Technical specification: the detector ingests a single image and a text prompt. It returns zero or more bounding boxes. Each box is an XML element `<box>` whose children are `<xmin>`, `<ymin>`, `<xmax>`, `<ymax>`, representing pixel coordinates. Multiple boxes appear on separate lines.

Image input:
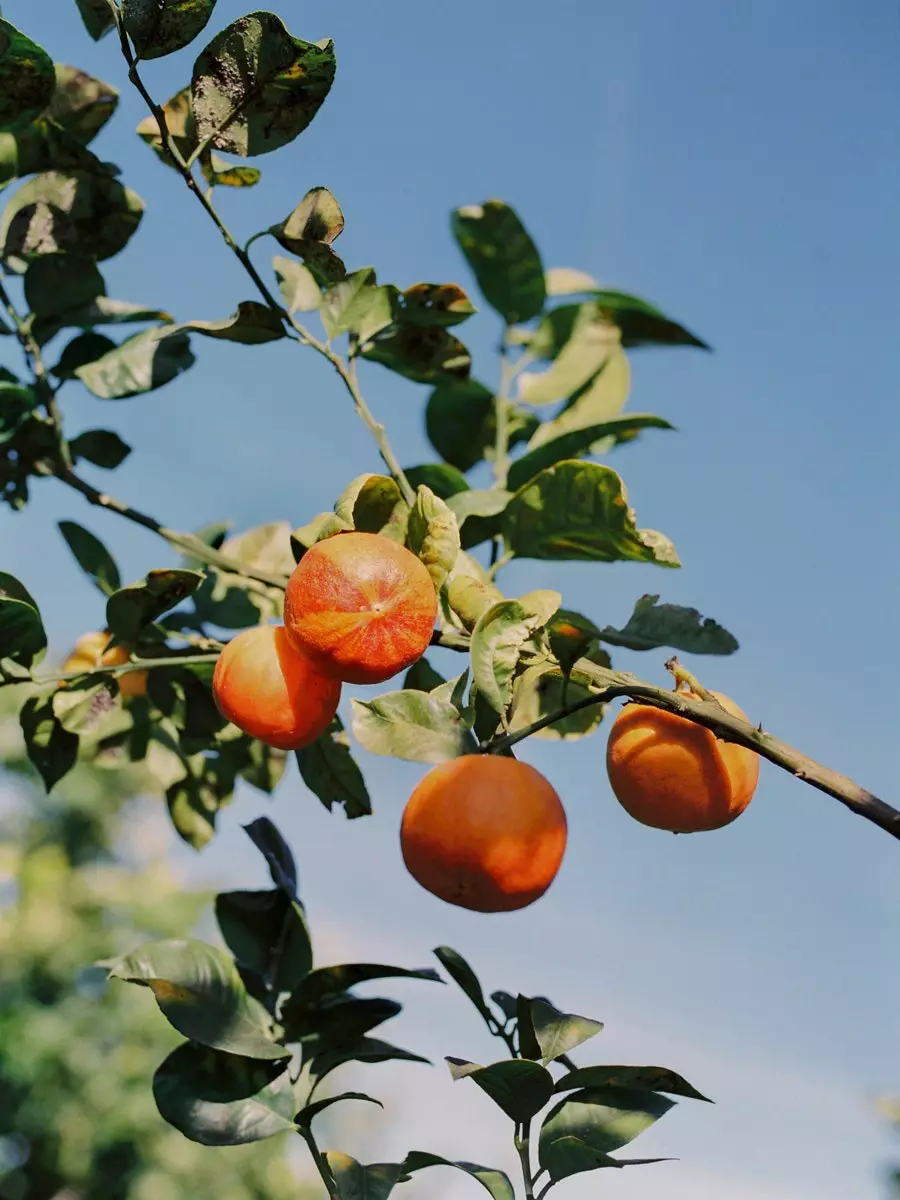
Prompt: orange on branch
<box><xmin>212</xmin><ymin>624</ymin><xmax>341</xmax><ymax>751</ymax></box>
<box><xmin>606</xmin><ymin>689</ymin><xmax>760</xmax><ymax>833</ymax></box>
<box><xmin>400</xmin><ymin>755</ymin><xmax>568</xmax><ymax>913</ymax></box>
<box><xmin>284</xmin><ymin>531</ymin><xmax>437</xmax><ymax>685</ymax></box>
<box><xmin>62</xmin><ymin>631</ymin><xmax>148</xmax><ymax>698</ymax></box>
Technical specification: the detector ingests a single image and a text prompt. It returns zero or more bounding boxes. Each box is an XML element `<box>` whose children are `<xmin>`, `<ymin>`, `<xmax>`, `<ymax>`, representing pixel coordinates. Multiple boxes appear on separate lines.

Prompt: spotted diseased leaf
<box><xmin>1</xmin><ymin>170</ymin><xmax>145</xmax><ymax>264</ymax></box>
<box><xmin>401</xmin><ymin>1152</ymin><xmax>514</xmax><ymax>1200</ymax></box>
<box><xmin>191</xmin><ymin>13</ymin><xmax>336</xmax><ymax>157</ymax></box>
<box><xmin>107</xmin><ymin>937</ymin><xmax>288</xmax><ymax>1059</ymax></box>
<box><xmin>363</xmin><ymin>324</ymin><xmax>471</xmax><ymax>384</ymax></box>
<box><xmin>539</xmin><ymin>1087</ymin><xmax>676</xmax><ymax>1182</ymax></box>
<box><xmin>407</xmin><ymin>485</ymin><xmax>460</xmax><ymax>590</ymax></box>
<box><xmin>398</xmin><ymin>282</ymin><xmax>476</xmax><ymax>328</ymax></box>
<box><xmin>470</xmin><ymin>591</ymin><xmax>562</xmax><ymax>718</ymax></box>
<box><xmin>166</xmin><ymin>771</ymin><xmax>224</xmax><ymax>850</ymax></box>
<box><xmin>351</xmin><ymin>690</ymin><xmax>477</xmax><ymax>765</ymax></box>
<box><xmin>179</xmin><ymin>301</ymin><xmax>285</xmax><ymax>345</ymax></box>
<box><xmin>58</xmin><ymin>520</ymin><xmax>121</xmax><ymax>596</ymax></box>
<box><xmin>74</xmin><ymin>0</ymin><xmax>117</xmax><ymax>40</ymax></box>
<box><xmin>106</xmin><ymin>569</ymin><xmax>204</xmax><ymax>642</ymax></box>
<box><xmin>528</xmin><ymin>998</ymin><xmax>604</xmax><ymax>1064</ymax></box>
<box><xmin>200</xmin><ymin>151</ymin><xmax>261</xmax><ymax>188</ymax></box>
<box><xmin>69</xmin><ymin>428</ymin><xmax>131</xmax><ymax>469</ymax></box>
<box><xmin>20</xmin><ymin>694</ymin><xmax>78</xmax><ymax>791</ymax></box>
<box><xmin>446</xmin><ymin>1058</ymin><xmax>555</xmax><ymax>1123</ymax></box>
<box><xmin>123</xmin><ymin>0</ymin><xmax>218</xmax><ymax>61</ymax></box>
<box><xmin>0</xmin><ymin>20</ymin><xmax>56</xmax><ymax>132</ymax></box>
<box><xmin>295</xmin><ymin>716</ymin><xmax>371</xmax><ymax>819</ymax></box>
<box><xmin>504</xmin><ymin>461</ymin><xmax>680</xmax><ymax>567</ymax></box>
<box><xmin>153</xmin><ymin>1043</ymin><xmax>294</xmax><ymax>1146</ymax></box>
<box><xmin>136</xmin><ymin>86</ymin><xmax>196</xmax><ymax>167</ymax></box>
<box><xmin>599</xmin><ymin>594</ymin><xmax>738</xmax><ymax>655</ymax></box>
<box><xmin>47</xmin><ymin>65</ymin><xmax>119</xmax><ymax>145</ymax></box>
<box><xmin>76</xmin><ymin>328</ymin><xmax>194</xmax><ymax>399</ymax></box>
<box><xmin>273</xmin><ymin>185</ymin><xmax>343</xmax><ymax>245</ymax></box>
<box><xmin>451</xmin><ymin>201</ymin><xmax>545</xmax><ymax>324</ymax></box>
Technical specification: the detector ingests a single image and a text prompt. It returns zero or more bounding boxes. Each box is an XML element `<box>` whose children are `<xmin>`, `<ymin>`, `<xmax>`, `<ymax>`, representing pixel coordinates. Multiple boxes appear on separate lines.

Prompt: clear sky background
<box><xmin>2</xmin><ymin>1</ymin><xmax>899</xmax><ymax>1197</ymax></box>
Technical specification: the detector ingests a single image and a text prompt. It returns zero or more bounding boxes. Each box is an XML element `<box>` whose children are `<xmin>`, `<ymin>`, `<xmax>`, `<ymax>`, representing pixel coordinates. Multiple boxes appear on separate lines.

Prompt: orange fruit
<box><xmin>212</xmin><ymin>624</ymin><xmax>341</xmax><ymax>751</ymax></box>
<box><xmin>400</xmin><ymin>756</ymin><xmax>568</xmax><ymax>913</ymax></box>
<box><xmin>283</xmin><ymin>531</ymin><xmax>437</xmax><ymax>685</ymax></box>
<box><xmin>606</xmin><ymin>689</ymin><xmax>759</xmax><ymax>832</ymax></box>
<box><xmin>63</xmin><ymin>631</ymin><xmax>148</xmax><ymax>698</ymax></box>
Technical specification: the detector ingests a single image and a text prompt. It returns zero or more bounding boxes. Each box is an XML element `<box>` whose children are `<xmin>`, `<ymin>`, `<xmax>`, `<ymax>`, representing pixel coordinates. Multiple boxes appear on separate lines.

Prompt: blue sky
<box><xmin>2</xmin><ymin>1</ymin><xmax>899</xmax><ymax>1196</ymax></box>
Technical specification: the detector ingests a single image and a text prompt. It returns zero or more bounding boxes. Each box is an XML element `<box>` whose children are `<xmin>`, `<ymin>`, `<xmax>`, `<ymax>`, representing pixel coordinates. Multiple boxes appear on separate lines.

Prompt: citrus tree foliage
<box><xmin>0</xmin><ymin>3</ymin><xmax>879</xmax><ymax>1196</ymax></box>
<box><xmin>0</xmin><ymin>693</ymin><xmax>319</xmax><ymax>1200</ymax></box>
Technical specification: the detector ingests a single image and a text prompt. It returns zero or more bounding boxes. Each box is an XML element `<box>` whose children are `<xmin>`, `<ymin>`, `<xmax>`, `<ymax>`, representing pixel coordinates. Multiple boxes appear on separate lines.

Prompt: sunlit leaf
<box><xmin>539</xmin><ymin>1086</ymin><xmax>675</xmax><ymax>1181</ymax></box>
<box><xmin>447</xmin><ymin>1058</ymin><xmax>554</xmax><ymax>1122</ymax></box>
<box><xmin>402</xmin><ymin>1152</ymin><xmax>514</xmax><ymax>1200</ymax></box>
<box><xmin>351</xmin><ymin>690</ymin><xmax>477</xmax><ymax>764</ymax></box>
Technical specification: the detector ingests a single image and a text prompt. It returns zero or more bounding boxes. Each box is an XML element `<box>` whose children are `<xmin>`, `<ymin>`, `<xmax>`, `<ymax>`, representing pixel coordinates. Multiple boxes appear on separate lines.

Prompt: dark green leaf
<box><xmin>309</xmin><ymin>1036</ymin><xmax>430</xmax><ymax>1084</ymax></box>
<box><xmin>324</xmin><ymin>1153</ymin><xmax>404</xmax><ymax>1200</ymax></box>
<box><xmin>447</xmin><ymin>1058</ymin><xmax>554</xmax><ymax>1123</ymax></box>
<box><xmin>334</xmin><ymin>473</ymin><xmax>405</xmax><ymax>534</ymax></box>
<box><xmin>76</xmin><ymin>328</ymin><xmax>194</xmax><ymax>399</ymax></box>
<box><xmin>124</xmin><ymin>0</ymin><xmax>217</xmax><ymax>60</ymax></box>
<box><xmin>47</xmin><ymin>64</ymin><xmax>118</xmax><ymax>145</ymax></box>
<box><xmin>238</xmin><ymin>739</ymin><xmax>287</xmax><ymax>794</ymax></box>
<box><xmin>52</xmin><ymin>679</ymin><xmax>128</xmax><ymax>742</ymax></box>
<box><xmin>539</xmin><ymin>1087</ymin><xmax>675</xmax><ymax>1181</ymax></box>
<box><xmin>589</xmin><ymin>290</ymin><xmax>708</xmax><ymax>350</ymax></box>
<box><xmin>166</xmin><ymin>772</ymin><xmax>222</xmax><ymax>850</ymax></box>
<box><xmin>273</xmin><ymin>185</ymin><xmax>344</xmax><ymax>245</ymax></box>
<box><xmin>0</xmin><ymin>382</ymin><xmax>36</xmax><ymax>445</ymax></box>
<box><xmin>274</xmin><ymin>235</ymin><xmax>346</xmax><ymax>288</ymax></box>
<box><xmin>20</xmin><ymin>694</ymin><xmax>78</xmax><ymax>790</ymax></box>
<box><xmin>433</xmin><ymin>946</ymin><xmax>493</xmax><ymax>1021</ymax></box>
<box><xmin>516</xmin><ymin>995</ymin><xmax>542</xmax><ymax>1060</ymax></box>
<box><xmin>74</xmin><ymin>0</ymin><xmax>117</xmax><ymax>40</ymax></box>
<box><xmin>107</xmin><ymin>568</ymin><xmax>204</xmax><ymax>641</ymax></box>
<box><xmin>58</xmin><ymin>519</ymin><xmax>121</xmax><ymax>596</ymax></box>
<box><xmin>403</xmin><ymin>656</ymin><xmax>446</xmax><ymax>692</ymax></box>
<box><xmin>554</xmin><ymin>1065</ymin><xmax>711</xmax><ymax>1102</ymax></box>
<box><xmin>69</xmin><ymin>427</ymin><xmax>131</xmax><ymax>468</ymax></box>
<box><xmin>0</xmin><ymin>595</ymin><xmax>46</xmax><ymax>668</ymax></box>
<box><xmin>402</xmin><ymin>463</ymin><xmax>469</xmax><ymax>500</ymax></box>
<box><xmin>191</xmin><ymin>13</ymin><xmax>336</xmax><ymax>157</ymax></box>
<box><xmin>321</xmin><ymin>268</ymin><xmax>393</xmax><ymax>342</ymax></box>
<box><xmin>52</xmin><ymin>333</ymin><xmax>117</xmax><ymax>379</ymax></box>
<box><xmin>282</xmin><ymin>994</ymin><xmax>401</xmax><ymax>1048</ymax></box>
<box><xmin>243</xmin><ymin>816</ymin><xmax>297</xmax><ymax>895</ymax></box>
<box><xmin>0</xmin><ymin>571</ymin><xmax>38</xmax><ymax>607</ymax></box>
<box><xmin>215</xmin><ymin>888</ymin><xmax>312</xmax><ymax>993</ymax></box>
<box><xmin>296</xmin><ymin>1092</ymin><xmax>383</xmax><ymax>1128</ymax></box>
<box><xmin>291</xmin><ymin>512</ymin><xmax>353</xmax><ymax>562</ymax></box>
<box><xmin>504</xmin><ymin>461</ymin><xmax>680</xmax><ymax>566</ymax></box>
<box><xmin>407</xmin><ymin>485</ymin><xmax>460</xmax><ymax>589</ymax></box>
<box><xmin>289</xmin><ymin>962</ymin><xmax>440</xmax><ymax>1007</ymax></box>
<box><xmin>599</xmin><ymin>594</ymin><xmax>738</xmax><ymax>655</ymax></box>
<box><xmin>398</xmin><ymin>282</ymin><xmax>477</xmax><ymax>327</ymax></box>
<box><xmin>108</xmin><ymin>937</ymin><xmax>288</xmax><ymax>1059</ymax></box>
<box><xmin>451</xmin><ymin>201</ymin><xmax>545</xmax><ymax>324</ymax></box>
<box><xmin>351</xmin><ymin>689</ymin><xmax>477</xmax><ymax>764</ymax></box>
<box><xmin>490</xmin><ymin>991</ymin><xmax>518</xmax><ymax>1022</ymax></box>
<box><xmin>273</xmin><ymin>254</ymin><xmax>320</xmax><ymax>313</ymax></box>
<box><xmin>469</xmin><ymin>591</ymin><xmax>561</xmax><ymax>717</ymax></box>
<box><xmin>402</xmin><ymin>1152</ymin><xmax>514</xmax><ymax>1200</ymax></box>
<box><xmin>153</xmin><ymin>1043</ymin><xmax>294</xmax><ymax>1146</ymax></box>
<box><xmin>507</xmin><ymin>415</ymin><xmax>673</xmax><ymax>491</ymax></box>
<box><xmin>362</xmin><ymin>324</ymin><xmax>471</xmax><ymax>384</ymax></box>
<box><xmin>525</xmin><ymin>349</ymin><xmax>631</xmax><ymax>454</ymax></box>
<box><xmin>0</xmin><ymin>20</ymin><xmax>56</xmax><ymax>131</ymax></box>
<box><xmin>24</xmin><ymin>252</ymin><xmax>105</xmax><ymax>317</ymax></box>
<box><xmin>36</xmin><ymin>297</ymin><xmax>173</xmax><ymax>347</ymax></box>
<box><xmin>1</xmin><ymin>170</ymin><xmax>144</xmax><ymax>263</ymax></box>
<box><xmin>546</xmin><ymin>609</ymin><xmax>602</xmax><ymax>674</ymax></box>
<box><xmin>179</xmin><ymin>301</ymin><xmax>285</xmax><ymax>344</ymax></box>
<box><xmin>425</xmin><ymin>379</ymin><xmax>494</xmax><ymax>472</ymax></box>
<box><xmin>295</xmin><ymin>716</ymin><xmax>371</xmax><ymax>819</ymax></box>
<box><xmin>529</xmin><ymin>998</ymin><xmax>603</xmax><ymax>1064</ymax></box>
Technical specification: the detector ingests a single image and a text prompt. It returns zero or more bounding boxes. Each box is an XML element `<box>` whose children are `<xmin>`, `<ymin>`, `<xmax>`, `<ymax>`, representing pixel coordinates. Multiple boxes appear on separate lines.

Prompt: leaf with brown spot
<box><xmin>362</xmin><ymin>324</ymin><xmax>471</xmax><ymax>384</ymax></box>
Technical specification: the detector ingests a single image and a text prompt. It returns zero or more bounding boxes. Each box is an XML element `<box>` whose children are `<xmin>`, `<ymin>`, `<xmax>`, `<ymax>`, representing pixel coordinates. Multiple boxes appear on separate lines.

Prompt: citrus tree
<box><xmin>0</xmin><ymin>3</ymin><xmax>897</xmax><ymax>1198</ymax></box>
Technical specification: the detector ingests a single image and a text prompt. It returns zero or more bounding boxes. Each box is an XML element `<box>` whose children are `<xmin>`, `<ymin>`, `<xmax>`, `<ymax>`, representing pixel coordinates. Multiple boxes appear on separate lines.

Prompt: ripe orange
<box><xmin>284</xmin><ymin>531</ymin><xmax>437</xmax><ymax>685</ymax></box>
<box><xmin>212</xmin><ymin>624</ymin><xmax>341</xmax><ymax>751</ymax></box>
<box><xmin>606</xmin><ymin>689</ymin><xmax>759</xmax><ymax>833</ymax></box>
<box><xmin>400</xmin><ymin>755</ymin><xmax>568</xmax><ymax>913</ymax></box>
<box><xmin>63</xmin><ymin>631</ymin><xmax>148</xmax><ymax>698</ymax></box>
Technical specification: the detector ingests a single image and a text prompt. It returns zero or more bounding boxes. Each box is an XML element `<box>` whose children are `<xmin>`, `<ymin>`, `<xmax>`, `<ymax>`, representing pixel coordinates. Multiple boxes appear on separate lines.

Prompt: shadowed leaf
<box><xmin>295</xmin><ymin>716</ymin><xmax>372</xmax><ymax>819</ymax></box>
<box><xmin>58</xmin><ymin>520</ymin><xmax>120</xmax><ymax>595</ymax></box>
<box><xmin>529</xmin><ymin>998</ymin><xmax>604</xmax><ymax>1064</ymax></box>
<box><xmin>76</xmin><ymin>328</ymin><xmax>194</xmax><ymax>399</ymax></box>
<box><xmin>106</xmin><ymin>569</ymin><xmax>204</xmax><ymax>641</ymax></box>
<box><xmin>599</xmin><ymin>595</ymin><xmax>738</xmax><ymax>655</ymax></box>
<box><xmin>69</xmin><ymin>428</ymin><xmax>131</xmax><ymax>469</ymax></box>
<box><xmin>244</xmin><ymin>816</ymin><xmax>297</xmax><ymax>895</ymax></box>
<box><xmin>554</xmin><ymin>1065</ymin><xmax>711</xmax><ymax>1102</ymax></box>
<box><xmin>539</xmin><ymin>1086</ymin><xmax>675</xmax><ymax>1181</ymax></box>
<box><xmin>433</xmin><ymin>947</ymin><xmax>493</xmax><ymax>1022</ymax></box>
<box><xmin>451</xmin><ymin>201</ymin><xmax>545</xmax><ymax>324</ymax></box>
<box><xmin>402</xmin><ymin>1152</ymin><xmax>514</xmax><ymax>1200</ymax></box>
<box><xmin>47</xmin><ymin>64</ymin><xmax>118</xmax><ymax>144</ymax></box>
<box><xmin>324</xmin><ymin>1153</ymin><xmax>404</xmax><ymax>1200</ymax></box>
<box><xmin>0</xmin><ymin>20</ymin><xmax>56</xmax><ymax>131</ymax></box>
<box><xmin>447</xmin><ymin>1058</ymin><xmax>555</xmax><ymax>1122</ymax></box>
<box><xmin>20</xmin><ymin>694</ymin><xmax>78</xmax><ymax>790</ymax></box>
<box><xmin>508</xmin><ymin>415</ymin><xmax>673</xmax><ymax>491</ymax></box>
<box><xmin>179</xmin><ymin>301</ymin><xmax>285</xmax><ymax>345</ymax></box>
<box><xmin>124</xmin><ymin>0</ymin><xmax>218</xmax><ymax>60</ymax></box>
<box><xmin>296</xmin><ymin>1092</ymin><xmax>382</xmax><ymax>1127</ymax></box>
<box><xmin>215</xmin><ymin>888</ymin><xmax>312</xmax><ymax>993</ymax></box>
<box><xmin>74</xmin><ymin>0</ymin><xmax>117</xmax><ymax>40</ymax></box>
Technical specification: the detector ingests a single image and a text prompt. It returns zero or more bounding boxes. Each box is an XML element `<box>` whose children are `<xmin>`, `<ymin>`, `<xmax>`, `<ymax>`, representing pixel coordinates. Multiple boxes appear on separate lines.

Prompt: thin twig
<box><xmin>37</xmin><ymin>653</ymin><xmax>220</xmax><ymax>687</ymax></box>
<box><xmin>298</xmin><ymin>1127</ymin><xmax>341</xmax><ymax>1200</ymax></box>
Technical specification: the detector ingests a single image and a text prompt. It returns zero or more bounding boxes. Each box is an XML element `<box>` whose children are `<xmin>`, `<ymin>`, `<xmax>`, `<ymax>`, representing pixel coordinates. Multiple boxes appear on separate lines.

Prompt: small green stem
<box><xmin>493</xmin><ymin>338</ymin><xmax>514</xmax><ymax>489</ymax></box>
<box><xmin>298</xmin><ymin>1128</ymin><xmax>341</xmax><ymax>1200</ymax></box>
<box><xmin>516</xmin><ymin>1121</ymin><xmax>536</xmax><ymax>1200</ymax></box>
<box><xmin>39</xmin><ymin>653</ymin><xmax>220</xmax><ymax>687</ymax></box>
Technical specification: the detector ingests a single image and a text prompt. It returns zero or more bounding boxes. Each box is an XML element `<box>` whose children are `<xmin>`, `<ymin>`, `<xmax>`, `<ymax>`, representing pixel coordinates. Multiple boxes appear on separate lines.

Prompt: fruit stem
<box><xmin>664</xmin><ymin>655</ymin><xmax>718</xmax><ymax>703</ymax></box>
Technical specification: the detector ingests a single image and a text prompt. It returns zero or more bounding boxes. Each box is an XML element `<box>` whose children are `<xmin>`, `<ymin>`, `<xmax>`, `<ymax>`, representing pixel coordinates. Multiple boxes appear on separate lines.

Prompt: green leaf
<box><xmin>58</xmin><ymin>519</ymin><xmax>121</xmax><ymax>596</ymax></box>
<box><xmin>153</xmin><ymin>1043</ymin><xmax>294</xmax><ymax>1146</ymax></box>
<box><xmin>108</xmin><ymin>937</ymin><xmax>288</xmax><ymax>1059</ymax></box>
<box><xmin>237</xmin><ymin>739</ymin><xmax>287</xmax><ymax>794</ymax></box>
<box><xmin>215</xmin><ymin>889</ymin><xmax>312</xmax><ymax>993</ymax></box>
<box><xmin>519</xmin><ymin>310</ymin><xmax>621</xmax><ymax>408</ymax></box>
<box><xmin>403</xmin><ymin>656</ymin><xmax>446</xmax><ymax>692</ymax></box>
<box><xmin>433</xmin><ymin>946</ymin><xmax>493</xmax><ymax>1022</ymax></box>
<box><xmin>283</xmin><ymin>994</ymin><xmax>402</xmax><ymax>1049</ymax></box>
<box><xmin>295</xmin><ymin>716</ymin><xmax>371</xmax><ymax>820</ymax></box>
<box><xmin>0</xmin><ymin>117</ymin><xmax>108</xmax><ymax>188</ymax></box>
<box><xmin>296</xmin><ymin>1092</ymin><xmax>383</xmax><ymax>1128</ymax></box>
<box><xmin>508</xmin><ymin>415</ymin><xmax>673</xmax><ymax>492</ymax></box>
<box><xmin>554</xmin><ymin>1065</ymin><xmax>711</xmax><ymax>1103</ymax></box>
<box><xmin>1</xmin><ymin>170</ymin><xmax>144</xmax><ymax>263</ymax></box>
<box><xmin>334</xmin><ymin>473</ymin><xmax>404</xmax><ymax>532</ymax></box>
<box><xmin>447</xmin><ymin>1058</ymin><xmax>554</xmax><ymax>1123</ymax></box>
<box><xmin>24</xmin><ymin>251</ymin><xmax>104</xmax><ymax>317</ymax></box>
<box><xmin>451</xmin><ymin>201</ymin><xmax>545</xmax><ymax>324</ymax></box>
<box><xmin>321</xmin><ymin>268</ymin><xmax>393</xmax><ymax>342</ymax></box>
<box><xmin>273</xmin><ymin>185</ymin><xmax>344</xmax><ymax>245</ymax></box>
<box><xmin>309</xmin><ymin>1036</ymin><xmax>430</xmax><ymax>1084</ymax></box>
<box><xmin>124</xmin><ymin>0</ymin><xmax>217</xmax><ymax>60</ymax></box>
<box><xmin>529</xmin><ymin>998</ymin><xmax>604</xmax><ymax>1064</ymax></box>
<box><xmin>469</xmin><ymin>592</ymin><xmax>561</xmax><ymax>718</ymax></box>
<box><xmin>402</xmin><ymin>463</ymin><xmax>469</xmax><ymax>500</ymax></box>
<box><xmin>179</xmin><ymin>301</ymin><xmax>285</xmax><ymax>345</ymax></box>
<box><xmin>446</xmin><ymin>488</ymin><xmax>512</xmax><ymax>550</ymax></box>
<box><xmin>546</xmin><ymin>609</ymin><xmax>603</xmax><ymax>675</ymax></box>
<box><xmin>20</xmin><ymin>694</ymin><xmax>78</xmax><ymax>790</ymax></box>
<box><xmin>36</xmin><ymin>297</ymin><xmax>174</xmax><ymax>346</ymax></box>
<box><xmin>397</xmin><ymin>282</ymin><xmax>477</xmax><ymax>327</ymax></box>
<box><xmin>191</xmin><ymin>13</ymin><xmax>336</xmax><ymax>157</ymax></box>
<box><xmin>273</xmin><ymin>255</ymin><xmax>320</xmax><ymax>313</ymax></box>
<box><xmin>289</xmin><ymin>962</ymin><xmax>441</xmax><ymax>1007</ymax></box>
<box><xmin>425</xmin><ymin>379</ymin><xmax>494</xmax><ymax>472</ymax></box>
<box><xmin>166</xmin><ymin>771</ymin><xmax>223</xmax><ymax>850</ymax></box>
<box><xmin>508</xmin><ymin>663</ymin><xmax>607</xmax><ymax>742</ymax></box>
<box><xmin>599</xmin><ymin>594</ymin><xmax>738</xmax><ymax>655</ymax></box>
<box><xmin>52</xmin><ymin>679</ymin><xmax>128</xmax><ymax>741</ymax></box>
<box><xmin>0</xmin><ymin>382</ymin><xmax>36</xmax><ymax>445</ymax></box>
<box><xmin>47</xmin><ymin>64</ymin><xmax>119</xmax><ymax>145</ymax></box>
<box><xmin>407</xmin><ymin>485</ymin><xmax>460</xmax><ymax>589</ymax></box>
<box><xmin>324</xmin><ymin>1153</ymin><xmax>404</xmax><ymax>1200</ymax></box>
<box><xmin>515</xmin><ymin>995</ymin><xmax>542</xmax><ymax>1060</ymax></box>
<box><xmin>526</xmin><ymin>349</ymin><xmax>631</xmax><ymax>451</ymax></box>
<box><xmin>0</xmin><ymin>20</ymin><xmax>56</xmax><ymax>131</ymax></box>
<box><xmin>200</xmin><ymin>151</ymin><xmax>261</xmax><ymax>188</ymax></box>
<box><xmin>74</xmin><ymin>0</ymin><xmax>117</xmax><ymax>40</ymax></box>
<box><xmin>539</xmin><ymin>1087</ymin><xmax>675</xmax><ymax>1181</ymax></box>
<box><xmin>362</xmin><ymin>324</ymin><xmax>471</xmax><ymax>384</ymax></box>
<box><xmin>401</xmin><ymin>1152</ymin><xmax>514</xmax><ymax>1200</ymax></box>
<box><xmin>69</xmin><ymin>427</ymin><xmax>131</xmax><ymax>469</ymax></box>
<box><xmin>107</xmin><ymin>569</ymin><xmax>204</xmax><ymax>641</ymax></box>
<box><xmin>291</xmin><ymin>511</ymin><xmax>352</xmax><ymax>561</ymax></box>
<box><xmin>504</xmin><ymin>461</ymin><xmax>680</xmax><ymax>566</ymax></box>
<box><xmin>545</xmin><ymin>267</ymin><xmax>601</xmax><ymax>296</ymax></box>
<box><xmin>588</xmin><ymin>290</ymin><xmax>708</xmax><ymax>350</ymax></box>
<box><xmin>351</xmin><ymin>690</ymin><xmax>477</xmax><ymax>765</ymax></box>
<box><xmin>76</xmin><ymin>328</ymin><xmax>194</xmax><ymax>399</ymax></box>
<box><xmin>0</xmin><ymin>594</ymin><xmax>46</xmax><ymax>669</ymax></box>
